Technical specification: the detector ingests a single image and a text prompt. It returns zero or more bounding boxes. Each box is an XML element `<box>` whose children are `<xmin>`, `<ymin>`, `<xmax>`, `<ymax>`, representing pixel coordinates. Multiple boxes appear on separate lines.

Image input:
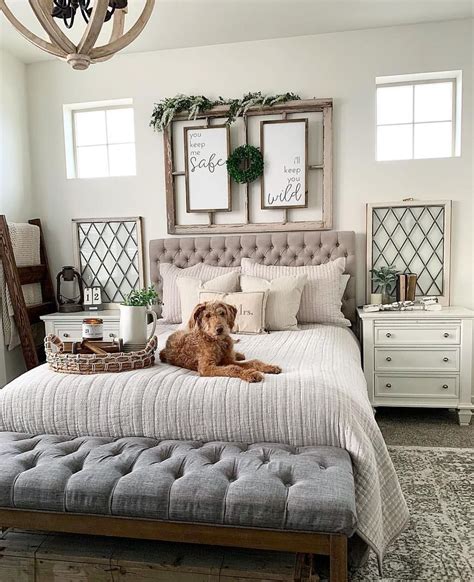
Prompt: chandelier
<box><xmin>0</xmin><ymin>0</ymin><xmax>155</xmax><ymax>70</ymax></box>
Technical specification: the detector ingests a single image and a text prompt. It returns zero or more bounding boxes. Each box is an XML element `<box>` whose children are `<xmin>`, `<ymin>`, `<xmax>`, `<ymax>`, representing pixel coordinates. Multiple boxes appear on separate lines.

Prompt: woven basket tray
<box><xmin>45</xmin><ymin>334</ymin><xmax>158</xmax><ymax>374</ymax></box>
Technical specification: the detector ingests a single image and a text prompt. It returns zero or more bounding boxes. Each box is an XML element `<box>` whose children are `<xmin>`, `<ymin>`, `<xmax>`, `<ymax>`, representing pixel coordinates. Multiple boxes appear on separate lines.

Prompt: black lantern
<box><xmin>52</xmin><ymin>0</ymin><xmax>128</xmax><ymax>29</ymax></box>
<box><xmin>56</xmin><ymin>266</ymin><xmax>84</xmax><ymax>313</ymax></box>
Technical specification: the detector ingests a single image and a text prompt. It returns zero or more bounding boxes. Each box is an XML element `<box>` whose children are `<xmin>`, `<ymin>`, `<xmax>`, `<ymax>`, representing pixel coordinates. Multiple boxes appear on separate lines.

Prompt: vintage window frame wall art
<box><xmin>163</xmin><ymin>98</ymin><xmax>333</xmax><ymax>234</ymax></box>
<box><xmin>366</xmin><ymin>200</ymin><xmax>452</xmax><ymax>305</ymax></box>
<box><xmin>72</xmin><ymin>216</ymin><xmax>144</xmax><ymax>308</ymax></box>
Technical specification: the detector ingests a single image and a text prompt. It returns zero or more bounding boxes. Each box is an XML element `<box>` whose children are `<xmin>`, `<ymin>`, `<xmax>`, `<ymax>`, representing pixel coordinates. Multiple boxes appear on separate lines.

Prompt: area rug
<box><xmin>350</xmin><ymin>446</ymin><xmax>473</xmax><ymax>582</ymax></box>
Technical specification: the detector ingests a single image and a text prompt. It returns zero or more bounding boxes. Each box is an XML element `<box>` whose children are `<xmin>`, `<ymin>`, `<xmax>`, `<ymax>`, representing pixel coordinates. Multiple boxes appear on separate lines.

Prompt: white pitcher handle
<box><xmin>147</xmin><ymin>309</ymin><xmax>157</xmax><ymax>341</ymax></box>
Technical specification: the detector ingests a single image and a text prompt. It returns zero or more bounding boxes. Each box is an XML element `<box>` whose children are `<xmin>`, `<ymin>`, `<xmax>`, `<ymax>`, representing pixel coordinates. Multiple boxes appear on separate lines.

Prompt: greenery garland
<box><xmin>226</xmin><ymin>145</ymin><xmax>264</xmax><ymax>184</ymax></box>
<box><xmin>150</xmin><ymin>91</ymin><xmax>300</xmax><ymax>131</ymax></box>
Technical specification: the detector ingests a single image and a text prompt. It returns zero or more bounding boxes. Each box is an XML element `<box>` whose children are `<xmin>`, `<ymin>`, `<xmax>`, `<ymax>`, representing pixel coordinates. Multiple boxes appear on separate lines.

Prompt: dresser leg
<box><xmin>457</xmin><ymin>409</ymin><xmax>472</xmax><ymax>426</ymax></box>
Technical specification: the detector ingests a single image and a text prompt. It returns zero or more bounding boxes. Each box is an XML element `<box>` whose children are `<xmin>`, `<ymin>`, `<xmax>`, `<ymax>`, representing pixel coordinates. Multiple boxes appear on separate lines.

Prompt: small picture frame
<box><xmin>84</xmin><ymin>286</ymin><xmax>103</xmax><ymax>311</ymax></box>
<box><xmin>184</xmin><ymin>125</ymin><xmax>231</xmax><ymax>213</ymax></box>
<box><xmin>260</xmin><ymin>119</ymin><xmax>308</xmax><ymax>209</ymax></box>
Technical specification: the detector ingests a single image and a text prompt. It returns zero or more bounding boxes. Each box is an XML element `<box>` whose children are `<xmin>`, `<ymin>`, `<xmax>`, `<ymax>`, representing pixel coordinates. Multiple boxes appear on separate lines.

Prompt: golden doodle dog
<box><xmin>160</xmin><ymin>301</ymin><xmax>281</xmax><ymax>382</ymax></box>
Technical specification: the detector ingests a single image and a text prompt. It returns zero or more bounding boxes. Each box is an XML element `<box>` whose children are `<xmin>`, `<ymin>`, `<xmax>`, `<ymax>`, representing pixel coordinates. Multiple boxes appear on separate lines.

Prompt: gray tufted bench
<box><xmin>0</xmin><ymin>433</ymin><xmax>357</xmax><ymax>582</ymax></box>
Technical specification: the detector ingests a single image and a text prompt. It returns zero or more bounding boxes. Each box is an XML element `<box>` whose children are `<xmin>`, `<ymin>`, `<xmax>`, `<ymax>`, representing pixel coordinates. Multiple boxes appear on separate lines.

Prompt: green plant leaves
<box><xmin>122</xmin><ymin>285</ymin><xmax>160</xmax><ymax>307</ymax></box>
<box><xmin>150</xmin><ymin>92</ymin><xmax>301</xmax><ymax>131</ymax></box>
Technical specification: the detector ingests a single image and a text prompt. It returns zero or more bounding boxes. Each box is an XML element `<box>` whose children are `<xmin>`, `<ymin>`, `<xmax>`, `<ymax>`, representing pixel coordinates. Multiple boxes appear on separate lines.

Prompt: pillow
<box><xmin>198</xmin><ymin>291</ymin><xmax>267</xmax><ymax>334</ymax></box>
<box><xmin>177</xmin><ymin>272</ymin><xmax>240</xmax><ymax>325</ymax></box>
<box><xmin>160</xmin><ymin>263</ymin><xmax>241</xmax><ymax>323</ymax></box>
<box><xmin>241</xmin><ymin>257</ymin><xmax>349</xmax><ymax>326</ymax></box>
<box><xmin>240</xmin><ymin>274</ymin><xmax>307</xmax><ymax>331</ymax></box>
<box><xmin>340</xmin><ymin>274</ymin><xmax>350</xmax><ymax>297</ymax></box>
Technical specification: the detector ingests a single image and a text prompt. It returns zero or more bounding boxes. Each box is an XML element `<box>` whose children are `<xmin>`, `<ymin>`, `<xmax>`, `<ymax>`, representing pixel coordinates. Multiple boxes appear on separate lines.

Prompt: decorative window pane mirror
<box><xmin>73</xmin><ymin>217</ymin><xmax>144</xmax><ymax>307</ymax></box>
<box><xmin>366</xmin><ymin>200</ymin><xmax>451</xmax><ymax>305</ymax></box>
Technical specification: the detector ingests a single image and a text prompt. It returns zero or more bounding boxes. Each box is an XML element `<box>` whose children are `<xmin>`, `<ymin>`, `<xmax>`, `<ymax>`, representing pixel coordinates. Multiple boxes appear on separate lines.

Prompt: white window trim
<box><xmin>63</xmin><ymin>98</ymin><xmax>135</xmax><ymax>179</ymax></box>
<box><xmin>375</xmin><ymin>70</ymin><xmax>462</xmax><ymax>160</ymax></box>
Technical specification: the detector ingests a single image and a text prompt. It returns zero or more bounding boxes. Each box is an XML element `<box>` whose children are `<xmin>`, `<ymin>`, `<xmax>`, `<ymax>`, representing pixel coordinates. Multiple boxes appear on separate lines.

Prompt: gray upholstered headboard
<box><xmin>149</xmin><ymin>231</ymin><xmax>356</xmax><ymax>323</ymax></box>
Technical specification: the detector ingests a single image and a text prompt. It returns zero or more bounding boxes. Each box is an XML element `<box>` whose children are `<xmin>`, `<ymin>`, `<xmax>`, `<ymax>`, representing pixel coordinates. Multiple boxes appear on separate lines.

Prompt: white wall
<box><xmin>0</xmin><ymin>49</ymin><xmax>33</xmax><ymax>385</ymax></box>
<box><xmin>26</xmin><ymin>19</ymin><xmax>473</xmax><ymax>309</ymax></box>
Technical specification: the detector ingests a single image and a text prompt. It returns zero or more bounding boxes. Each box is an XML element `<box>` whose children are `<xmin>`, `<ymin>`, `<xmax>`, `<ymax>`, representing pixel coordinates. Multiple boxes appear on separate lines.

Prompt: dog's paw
<box><xmin>265</xmin><ymin>365</ymin><xmax>282</xmax><ymax>374</ymax></box>
<box><xmin>243</xmin><ymin>370</ymin><xmax>264</xmax><ymax>383</ymax></box>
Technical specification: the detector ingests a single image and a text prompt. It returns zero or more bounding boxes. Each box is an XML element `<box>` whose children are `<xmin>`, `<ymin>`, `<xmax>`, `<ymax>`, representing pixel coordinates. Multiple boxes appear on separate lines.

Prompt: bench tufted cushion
<box><xmin>0</xmin><ymin>432</ymin><xmax>356</xmax><ymax>536</ymax></box>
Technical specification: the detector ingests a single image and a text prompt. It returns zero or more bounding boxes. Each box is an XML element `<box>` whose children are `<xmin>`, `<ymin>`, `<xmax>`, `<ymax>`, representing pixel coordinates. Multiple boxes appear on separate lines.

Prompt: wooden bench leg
<box><xmin>329</xmin><ymin>535</ymin><xmax>347</xmax><ymax>582</ymax></box>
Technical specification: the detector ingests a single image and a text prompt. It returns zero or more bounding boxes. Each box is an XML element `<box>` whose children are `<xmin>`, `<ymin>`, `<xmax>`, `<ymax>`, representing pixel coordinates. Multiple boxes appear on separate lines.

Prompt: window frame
<box><xmin>376</xmin><ymin>75</ymin><xmax>460</xmax><ymax>161</ymax></box>
<box><xmin>63</xmin><ymin>99</ymin><xmax>136</xmax><ymax>179</ymax></box>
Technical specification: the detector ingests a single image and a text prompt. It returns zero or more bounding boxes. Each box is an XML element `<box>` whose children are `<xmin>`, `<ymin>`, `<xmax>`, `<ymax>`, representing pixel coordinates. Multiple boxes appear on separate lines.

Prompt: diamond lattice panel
<box><xmin>77</xmin><ymin>220</ymin><xmax>141</xmax><ymax>303</ymax></box>
<box><xmin>371</xmin><ymin>205</ymin><xmax>445</xmax><ymax>297</ymax></box>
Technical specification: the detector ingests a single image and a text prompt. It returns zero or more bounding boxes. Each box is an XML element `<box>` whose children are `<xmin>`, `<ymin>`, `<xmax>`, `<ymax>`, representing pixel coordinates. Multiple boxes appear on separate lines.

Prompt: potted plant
<box><xmin>120</xmin><ymin>286</ymin><xmax>160</xmax><ymax>347</ymax></box>
<box><xmin>369</xmin><ymin>265</ymin><xmax>399</xmax><ymax>304</ymax></box>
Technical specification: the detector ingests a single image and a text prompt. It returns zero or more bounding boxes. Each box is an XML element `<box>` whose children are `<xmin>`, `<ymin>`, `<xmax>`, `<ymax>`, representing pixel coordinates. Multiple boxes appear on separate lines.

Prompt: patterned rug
<box><xmin>350</xmin><ymin>446</ymin><xmax>473</xmax><ymax>582</ymax></box>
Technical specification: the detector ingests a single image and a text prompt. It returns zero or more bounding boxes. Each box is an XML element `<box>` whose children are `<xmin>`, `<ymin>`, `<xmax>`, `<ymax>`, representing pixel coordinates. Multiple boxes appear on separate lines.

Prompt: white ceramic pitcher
<box><xmin>119</xmin><ymin>305</ymin><xmax>157</xmax><ymax>346</ymax></box>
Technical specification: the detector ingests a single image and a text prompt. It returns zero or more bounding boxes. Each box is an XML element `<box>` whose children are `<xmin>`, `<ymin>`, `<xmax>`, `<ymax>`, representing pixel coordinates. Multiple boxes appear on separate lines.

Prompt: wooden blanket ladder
<box><xmin>0</xmin><ymin>215</ymin><xmax>56</xmax><ymax>369</ymax></box>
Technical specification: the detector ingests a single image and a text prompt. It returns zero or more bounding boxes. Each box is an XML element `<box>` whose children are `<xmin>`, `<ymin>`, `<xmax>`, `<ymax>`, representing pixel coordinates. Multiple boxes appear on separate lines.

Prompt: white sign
<box><xmin>185</xmin><ymin>125</ymin><xmax>231</xmax><ymax>213</ymax></box>
<box><xmin>261</xmin><ymin>119</ymin><xmax>307</xmax><ymax>209</ymax></box>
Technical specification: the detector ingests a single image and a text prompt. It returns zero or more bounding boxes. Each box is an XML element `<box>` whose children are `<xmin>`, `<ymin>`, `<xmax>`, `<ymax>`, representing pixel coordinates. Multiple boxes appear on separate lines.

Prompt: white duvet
<box><xmin>0</xmin><ymin>323</ymin><xmax>408</xmax><ymax>561</ymax></box>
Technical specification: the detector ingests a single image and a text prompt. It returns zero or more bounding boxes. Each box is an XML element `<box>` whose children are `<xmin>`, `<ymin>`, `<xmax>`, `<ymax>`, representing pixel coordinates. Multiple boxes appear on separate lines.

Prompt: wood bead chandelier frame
<box><xmin>0</xmin><ymin>0</ymin><xmax>155</xmax><ymax>70</ymax></box>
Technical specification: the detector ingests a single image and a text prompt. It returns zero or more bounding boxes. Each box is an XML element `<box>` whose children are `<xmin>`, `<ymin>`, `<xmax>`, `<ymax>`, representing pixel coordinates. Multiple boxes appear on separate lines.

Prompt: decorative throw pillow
<box><xmin>198</xmin><ymin>291</ymin><xmax>267</xmax><ymax>334</ymax></box>
<box><xmin>241</xmin><ymin>257</ymin><xmax>349</xmax><ymax>326</ymax></box>
<box><xmin>160</xmin><ymin>263</ymin><xmax>241</xmax><ymax>323</ymax></box>
<box><xmin>177</xmin><ymin>272</ymin><xmax>241</xmax><ymax>325</ymax></box>
<box><xmin>240</xmin><ymin>274</ymin><xmax>307</xmax><ymax>331</ymax></box>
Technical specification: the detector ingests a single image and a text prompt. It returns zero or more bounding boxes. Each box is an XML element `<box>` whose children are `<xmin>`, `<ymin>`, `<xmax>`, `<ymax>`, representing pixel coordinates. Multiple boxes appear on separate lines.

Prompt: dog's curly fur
<box><xmin>159</xmin><ymin>301</ymin><xmax>281</xmax><ymax>383</ymax></box>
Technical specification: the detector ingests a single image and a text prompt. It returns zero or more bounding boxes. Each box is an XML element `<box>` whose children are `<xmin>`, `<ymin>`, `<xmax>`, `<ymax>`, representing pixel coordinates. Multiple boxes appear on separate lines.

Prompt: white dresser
<box><xmin>357</xmin><ymin>307</ymin><xmax>474</xmax><ymax>426</ymax></box>
<box><xmin>41</xmin><ymin>311</ymin><xmax>120</xmax><ymax>342</ymax></box>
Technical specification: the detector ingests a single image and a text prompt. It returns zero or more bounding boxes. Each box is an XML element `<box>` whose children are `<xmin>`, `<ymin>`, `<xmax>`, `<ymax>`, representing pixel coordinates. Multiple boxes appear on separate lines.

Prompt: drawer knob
<box><xmin>443</xmin><ymin>332</ymin><xmax>449</xmax><ymax>338</ymax></box>
<box><xmin>109</xmin><ymin>333</ymin><xmax>116</xmax><ymax>338</ymax></box>
<box><xmin>385</xmin><ymin>383</ymin><xmax>392</xmax><ymax>388</ymax></box>
<box><xmin>63</xmin><ymin>332</ymin><xmax>69</xmax><ymax>338</ymax></box>
<box><xmin>386</xmin><ymin>356</ymin><xmax>392</xmax><ymax>362</ymax></box>
<box><xmin>386</xmin><ymin>332</ymin><xmax>392</xmax><ymax>338</ymax></box>
<box><xmin>442</xmin><ymin>384</ymin><xmax>449</xmax><ymax>390</ymax></box>
<box><xmin>443</xmin><ymin>357</ymin><xmax>449</xmax><ymax>362</ymax></box>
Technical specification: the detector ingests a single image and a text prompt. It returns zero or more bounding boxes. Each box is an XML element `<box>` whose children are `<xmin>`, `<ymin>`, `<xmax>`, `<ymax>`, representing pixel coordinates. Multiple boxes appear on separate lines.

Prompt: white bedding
<box><xmin>0</xmin><ymin>323</ymin><xmax>408</xmax><ymax>561</ymax></box>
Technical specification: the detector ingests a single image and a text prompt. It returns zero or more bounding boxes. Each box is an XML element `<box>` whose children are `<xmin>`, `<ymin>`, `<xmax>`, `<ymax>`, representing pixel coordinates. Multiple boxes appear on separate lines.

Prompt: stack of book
<box><xmin>396</xmin><ymin>273</ymin><xmax>418</xmax><ymax>302</ymax></box>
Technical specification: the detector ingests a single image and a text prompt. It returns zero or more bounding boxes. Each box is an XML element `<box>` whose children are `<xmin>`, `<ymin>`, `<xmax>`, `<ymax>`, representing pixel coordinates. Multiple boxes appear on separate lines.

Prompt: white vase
<box><xmin>370</xmin><ymin>293</ymin><xmax>383</xmax><ymax>305</ymax></box>
<box><xmin>120</xmin><ymin>305</ymin><xmax>157</xmax><ymax>346</ymax></box>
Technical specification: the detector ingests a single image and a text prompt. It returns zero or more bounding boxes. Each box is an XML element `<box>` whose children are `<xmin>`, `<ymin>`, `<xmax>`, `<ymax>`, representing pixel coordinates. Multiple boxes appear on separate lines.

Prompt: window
<box><xmin>63</xmin><ymin>99</ymin><xmax>136</xmax><ymax>178</ymax></box>
<box><xmin>376</xmin><ymin>71</ymin><xmax>462</xmax><ymax>161</ymax></box>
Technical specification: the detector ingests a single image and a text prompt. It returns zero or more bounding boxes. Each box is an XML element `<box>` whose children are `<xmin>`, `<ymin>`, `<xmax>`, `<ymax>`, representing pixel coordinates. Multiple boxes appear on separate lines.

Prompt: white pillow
<box><xmin>177</xmin><ymin>272</ymin><xmax>240</xmax><ymax>325</ymax></box>
<box><xmin>240</xmin><ymin>274</ymin><xmax>307</xmax><ymax>331</ymax></box>
<box><xmin>160</xmin><ymin>263</ymin><xmax>241</xmax><ymax>323</ymax></box>
<box><xmin>241</xmin><ymin>257</ymin><xmax>349</xmax><ymax>326</ymax></box>
<box><xmin>198</xmin><ymin>291</ymin><xmax>268</xmax><ymax>334</ymax></box>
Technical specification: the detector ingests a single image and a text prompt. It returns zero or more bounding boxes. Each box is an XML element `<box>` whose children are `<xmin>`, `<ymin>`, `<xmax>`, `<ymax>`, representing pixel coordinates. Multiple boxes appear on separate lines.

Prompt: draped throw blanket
<box><xmin>0</xmin><ymin>324</ymin><xmax>409</xmax><ymax>562</ymax></box>
<box><xmin>0</xmin><ymin>223</ymin><xmax>42</xmax><ymax>350</ymax></box>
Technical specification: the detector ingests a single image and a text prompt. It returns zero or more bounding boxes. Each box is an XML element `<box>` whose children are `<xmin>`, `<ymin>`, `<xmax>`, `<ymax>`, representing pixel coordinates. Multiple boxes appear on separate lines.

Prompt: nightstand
<box><xmin>357</xmin><ymin>306</ymin><xmax>474</xmax><ymax>426</ymax></box>
<box><xmin>40</xmin><ymin>310</ymin><xmax>120</xmax><ymax>342</ymax></box>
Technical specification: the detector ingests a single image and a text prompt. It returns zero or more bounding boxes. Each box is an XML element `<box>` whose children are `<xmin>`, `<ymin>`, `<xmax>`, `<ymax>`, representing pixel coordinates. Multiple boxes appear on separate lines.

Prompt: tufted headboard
<box><xmin>150</xmin><ymin>231</ymin><xmax>356</xmax><ymax>323</ymax></box>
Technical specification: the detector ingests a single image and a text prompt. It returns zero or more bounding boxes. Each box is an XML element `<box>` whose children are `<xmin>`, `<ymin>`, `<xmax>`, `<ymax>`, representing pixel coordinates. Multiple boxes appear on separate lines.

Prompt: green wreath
<box><xmin>226</xmin><ymin>145</ymin><xmax>264</xmax><ymax>184</ymax></box>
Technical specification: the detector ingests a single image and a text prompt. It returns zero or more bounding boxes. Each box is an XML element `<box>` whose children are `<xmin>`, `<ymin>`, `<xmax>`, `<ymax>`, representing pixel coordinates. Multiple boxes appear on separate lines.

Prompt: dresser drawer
<box><xmin>375</xmin><ymin>375</ymin><xmax>458</xmax><ymax>398</ymax></box>
<box><xmin>375</xmin><ymin>348</ymin><xmax>460</xmax><ymax>372</ymax></box>
<box><xmin>374</xmin><ymin>324</ymin><xmax>461</xmax><ymax>345</ymax></box>
<box><xmin>52</xmin><ymin>323</ymin><xmax>120</xmax><ymax>341</ymax></box>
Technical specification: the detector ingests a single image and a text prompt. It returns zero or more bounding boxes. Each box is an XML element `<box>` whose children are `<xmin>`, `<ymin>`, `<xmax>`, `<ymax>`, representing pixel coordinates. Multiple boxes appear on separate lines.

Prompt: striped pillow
<box><xmin>241</xmin><ymin>257</ymin><xmax>349</xmax><ymax>326</ymax></box>
<box><xmin>160</xmin><ymin>263</ymin><xmax>241</xmax><ymax>323</ymax></box>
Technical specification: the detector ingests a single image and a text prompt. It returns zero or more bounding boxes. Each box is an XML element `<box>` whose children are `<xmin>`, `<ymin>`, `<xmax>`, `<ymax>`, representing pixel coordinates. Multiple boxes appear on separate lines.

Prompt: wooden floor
<box><xmin>0</xmin><ymin>528</ymin><xmax>320</xmax><ymax>581</ymax></box>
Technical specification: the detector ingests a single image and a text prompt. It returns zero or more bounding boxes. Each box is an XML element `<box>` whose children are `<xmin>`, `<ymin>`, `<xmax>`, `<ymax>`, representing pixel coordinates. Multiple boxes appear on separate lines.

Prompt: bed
<box><xmin>0</xmin><ymin>231</ymin><xmax>408</xmax><ymax>564</ymax></box>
